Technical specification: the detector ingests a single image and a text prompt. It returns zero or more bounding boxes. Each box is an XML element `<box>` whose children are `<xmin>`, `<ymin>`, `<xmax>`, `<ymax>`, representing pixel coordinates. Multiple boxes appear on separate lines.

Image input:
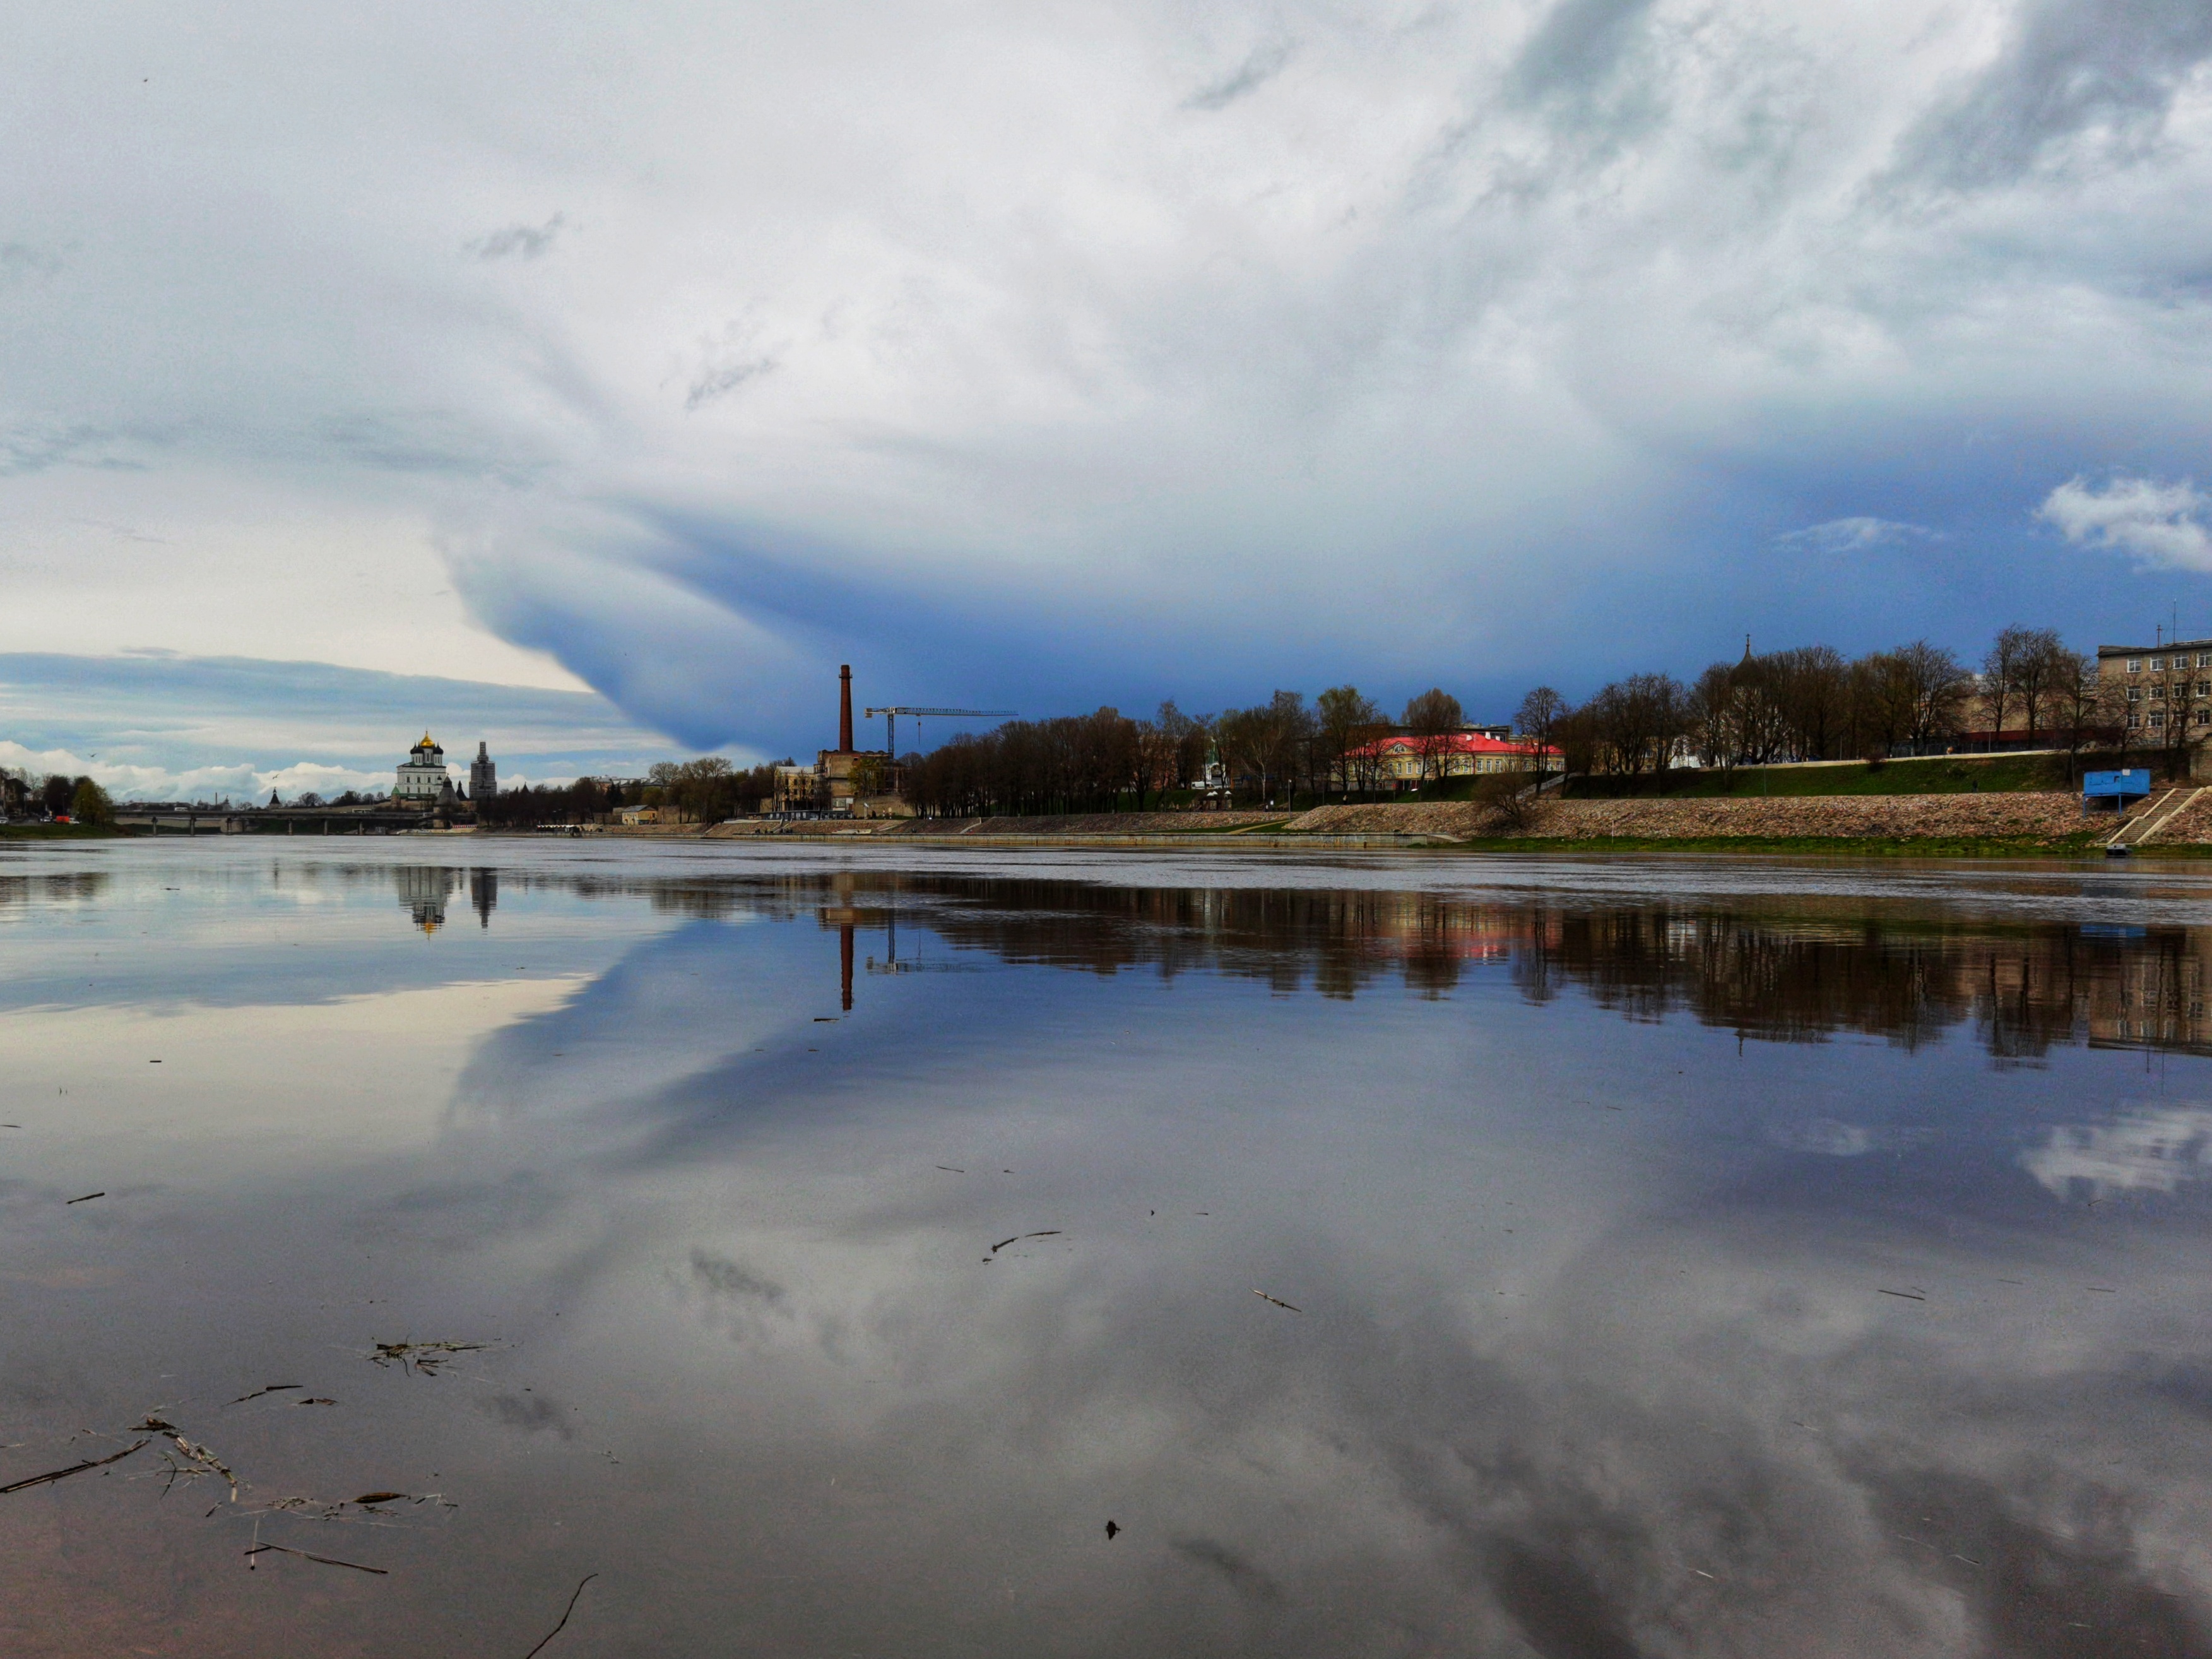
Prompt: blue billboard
<box><xmin>2083</xmin><ymin>769</ymin><xmax>2152</xmax><ymax>800</ymax></box>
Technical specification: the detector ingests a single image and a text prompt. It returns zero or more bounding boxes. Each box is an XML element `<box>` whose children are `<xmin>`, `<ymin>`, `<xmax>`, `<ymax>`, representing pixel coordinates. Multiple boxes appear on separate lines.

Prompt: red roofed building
<box><xmin>1339</xmin><ymin>730</ymin><xmax>1565</xmax><ymax>792</ymax></box>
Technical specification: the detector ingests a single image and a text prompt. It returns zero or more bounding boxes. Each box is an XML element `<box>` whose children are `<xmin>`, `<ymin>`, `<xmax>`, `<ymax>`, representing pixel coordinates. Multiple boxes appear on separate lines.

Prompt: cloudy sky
<box><xmin>4</xmin><ymin>0</ymin><xmax>2211</xmax><ymax>794</ymax></box>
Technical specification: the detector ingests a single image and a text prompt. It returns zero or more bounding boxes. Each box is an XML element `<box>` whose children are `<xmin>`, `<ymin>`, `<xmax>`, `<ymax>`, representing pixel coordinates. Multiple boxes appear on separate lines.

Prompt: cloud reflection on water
<box><xmin>5</xmin><ymin>850</ymin><xmax>2212</xmax><ymax>1655</ymax></box>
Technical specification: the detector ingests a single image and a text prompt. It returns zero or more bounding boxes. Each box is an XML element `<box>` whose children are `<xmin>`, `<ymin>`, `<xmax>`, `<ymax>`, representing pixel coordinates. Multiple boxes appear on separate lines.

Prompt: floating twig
<box><xmin>66</xmin><ymin>1192</ymin><xmax>105</xmax><ymax>1205</ymax></box>
<box><xmin>368</xmin><ymin>1340</ymin><xmax>492</xmax><ymax>1376</ymax></box>
<box><xmin>227</xmin><ymin>1384</ymin><xmax>302</xmax><ymax>1406</ymax></box>
<box><xmin>158</xmin><ymin>1433</ymin><xmax>239</xmax><ymax>1500</ymax></box>
<box><xmin>244</xmin><ymin>1542</ymin><xmax>387</xmax><ymax>1575</ymax></box>
<box><xmin>1874</xmin><ymin>1288</ymin><xmax>1927</xmax><ymax>1302</ymax></box>
<box><xmin>0</xmin><ymin>1437</ymin><xmax>149</xmax><ymax>1495</ymax></box>
<box><xmin>936</xmin><ymin>1166</ymin><xmax>965</xmax><ymax>1173</ymax></box>
<box><xmin>990</xmin><ymin>1231</ymin><xmax>1063</xmax><ymax>1254</ymax></box>
<box><xmin>521</xmin><ymin>1573</ymin><xmax>599</xmax><ymax>1659</ymax></box>
<box><xmin>1252</xmin><ymin>1290</ymin><xmax>1302</xmax><ymax>1312</ymax></box>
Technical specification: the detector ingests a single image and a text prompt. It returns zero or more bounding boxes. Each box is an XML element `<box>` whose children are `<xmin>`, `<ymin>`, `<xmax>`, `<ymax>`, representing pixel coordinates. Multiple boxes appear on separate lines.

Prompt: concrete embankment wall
<box><xmin>1284</xmin><ymin>794</ymin><xmax>2113</xmax><ymax>841</ymax></box>
<box><xmin>641</xmin><ymin>793</ymin><xmax>2159</xmax><ymax>846</ymax></box>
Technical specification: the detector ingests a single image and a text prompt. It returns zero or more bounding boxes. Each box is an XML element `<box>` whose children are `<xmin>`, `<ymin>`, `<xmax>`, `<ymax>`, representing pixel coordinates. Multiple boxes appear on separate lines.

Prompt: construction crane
<box><xmin>862</xmin><ymin>706</ymin><xmax>1015</xmax><ymax>757</ymax></box>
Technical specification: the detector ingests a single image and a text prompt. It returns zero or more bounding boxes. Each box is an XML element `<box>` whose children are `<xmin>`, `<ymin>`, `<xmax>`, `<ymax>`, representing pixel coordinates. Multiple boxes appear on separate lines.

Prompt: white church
<box><xmin>393</xmin><ymin>734</ymin><xmax>497</xmax><ymax>806</ymax></box>
<box><xmin>393</xmin><ymin>733</ymin><xmax>454</xmax><ymax>804</ymax></box>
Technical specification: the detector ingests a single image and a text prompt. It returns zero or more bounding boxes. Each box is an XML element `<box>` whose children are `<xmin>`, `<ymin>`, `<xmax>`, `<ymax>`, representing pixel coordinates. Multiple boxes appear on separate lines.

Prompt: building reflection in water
<box><xmin>759</xmin><ymin>874</ymin><xmax>2212</xmax><ymax>1063</ymax></box>
<box><xmin>393</xmin><ymin>865</ymin><xmax>458</xmax><ymax>932</ymax></box>
<box><xmin>387</xmin><ymin>866</ymin><xmax>500</xmax><ymax>933</ymax></box>
<box><xmin>369</xmin><ymin>863</ymin><xmax>2212</xmax><ymax>1060</ymax></box>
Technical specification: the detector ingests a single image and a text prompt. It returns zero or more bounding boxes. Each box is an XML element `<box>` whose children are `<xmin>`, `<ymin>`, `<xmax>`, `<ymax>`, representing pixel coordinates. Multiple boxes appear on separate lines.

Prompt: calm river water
<box><xmin>5</xmin><ymin>840</ymin><xmax>2212</xmax><ymax>1657</ymax></box>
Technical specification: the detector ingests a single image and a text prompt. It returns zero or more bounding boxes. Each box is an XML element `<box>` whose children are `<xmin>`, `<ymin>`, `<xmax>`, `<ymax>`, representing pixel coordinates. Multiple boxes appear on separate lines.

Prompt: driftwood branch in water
<box><xmin>521</xmin><ymin>1573</ymin><xmax>599</xmax><ymax>1659</ymax></box>
<box><xmin>244</xmin><ymin>1542</ymin><xmax>388</xmax><ymax>1575</ymax></box>
<box><xmin>0</xmin><ymin>1438</ymin><xmax>150</xmax><ymax>1495</ymax></box>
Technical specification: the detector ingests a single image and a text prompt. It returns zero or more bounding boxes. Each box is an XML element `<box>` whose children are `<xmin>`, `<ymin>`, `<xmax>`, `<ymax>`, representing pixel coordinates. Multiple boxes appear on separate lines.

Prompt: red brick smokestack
<box><xmin>839</xmin><ymin>664</ymin><xmax>853</xmax><ymax>752</ymax></box>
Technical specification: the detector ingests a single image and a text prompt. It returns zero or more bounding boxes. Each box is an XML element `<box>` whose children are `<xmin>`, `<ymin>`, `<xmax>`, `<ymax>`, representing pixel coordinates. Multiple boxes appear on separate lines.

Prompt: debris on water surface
<box><xmin>247</xmin><ymin>1486</ymin><xmax>457</xmax><ymax>1524</ymax></box>
<box><xmin>1105</xmin><ymin>1520</ymin><xmax>1120</xmax><ymax>1539</ymax></box>
<box><xmin>990</xmin><ymin>1231</ymin><xmax>1063</xmax><ymax>1254</ymax></box>
<box><xmin>521</xmin><ymin>1573</ymin><xmax>600</xmax><ymax>1659</ymax></box>
<box><xmin>157</xmin><ymin>1432</ymin><xmax>239</xmax><ymax>1500</ymax></box>
<box><xmin>1252</xmin><ymin>1290</ymin><xmax>1303</xmax><ymax>1313</ymax></box>
<box><xmin>937</xmin><ymin>1165</ymin><xmax>964</xmax><ymax>1173</ymax></box>
<box><xmin>244</xmin><ymin>1542</ymin><xmax>387</xmax><ymax>1575</ymax></box>
<box><xmin>0</xmin><ymin>1438</ymin><xmax>150</xmax><ymax>1496</ymax></box>
<box><xmin>1875</xmin><ymin>1288</ymin><xmax>1927</xmax><ymax>1302</ymax></box>
<box><xmin>65</xmin><ymin>1191</ymin><xmax>105</xmax><ymax>1205</ymax></box>
<box><xmin>368</xmin><ymin>1340</ymin><xmax>494</xmax><ymax>1375</ymax></box>
<box><xmin>226</xmin><ymin>1384</ymin><xmax>302</xmax><ymax>1406</ymax></box>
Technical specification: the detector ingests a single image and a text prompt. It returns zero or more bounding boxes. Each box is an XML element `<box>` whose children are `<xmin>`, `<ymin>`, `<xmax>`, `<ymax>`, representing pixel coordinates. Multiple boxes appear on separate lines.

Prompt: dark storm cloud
<box><xmin>1183</xmin><ymin>38</ymin><xmax>1296</xmax><ymax>111</ymax></box>
<box><xmin>684</xmin><ymin>354</ymin><xmax>778</xmax><ymax>410</ymax></box>
<box><xmin>1169</xmin><ymin>1537</ymin><xmax>1287</xmax><ymax>1604</ymax></box>
<box><xmin>1508</xmin><ymin>0</ymin><xmax>1657</xmax><ymax>102</ymax></box>
<box><xmin>485</xmin><ymin>1391</ymin><xmax>579</xmax><ymax>1438</ymax></box>
<box><xmin>317</xmin><ymin>410</ymin><xmax>550</xmax><ymax>482</ymax></box>
<box><xmin>0</xmin><ymin>422</ymin><xmax>144</xmax><ymax>477</ymax></box>
<box><xmin>466</xmin><ymin>214</ymin><xmax>565</xmax><ymax>260</ymax></box>
<box><xmin>0</xmin><ymin>242</ymin><xmax>61</xmax><ymax>286</ymax></box>
<box><xmin>1892</xmin><ymin>0</ymin><xmax>2212</xmax><ymax>189</ymax></box>
<box><xmin>6</xmin><ymin>0</ymin><xmax>2212</xmax><ymax>756</ymax></box>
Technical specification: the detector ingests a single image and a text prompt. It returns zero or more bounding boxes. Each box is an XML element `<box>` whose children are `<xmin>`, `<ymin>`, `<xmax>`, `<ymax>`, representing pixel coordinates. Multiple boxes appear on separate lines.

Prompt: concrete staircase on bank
<box><xmin>2107</xmin><ymin>787</ymin><xmax>2204</xmax><ymax>850</ymax></box>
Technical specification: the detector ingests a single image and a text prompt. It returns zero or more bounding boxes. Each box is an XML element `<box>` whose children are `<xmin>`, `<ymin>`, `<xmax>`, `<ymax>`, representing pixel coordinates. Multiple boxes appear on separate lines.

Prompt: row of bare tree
<box><xmin>475</xmin><ymin>759</ymin><xmax>784</xmax><ymax>826</ymax></box>
<box><xmin>900</xmin><ymin>686</ymin><xmax>1478</xmax><ymax>816</ymax></box>
<box><xmin>1517</xmin><ymin>627</ymin><xmax>2119</xmax><ymax>776</ymax></box>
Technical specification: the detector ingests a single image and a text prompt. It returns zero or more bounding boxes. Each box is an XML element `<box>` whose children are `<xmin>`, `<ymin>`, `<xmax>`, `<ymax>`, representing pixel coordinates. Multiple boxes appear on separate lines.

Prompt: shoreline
<box><xmin>567</xmin><ymin>824</ymin><xmax>2162</xmax><ymax>859</ymax></box>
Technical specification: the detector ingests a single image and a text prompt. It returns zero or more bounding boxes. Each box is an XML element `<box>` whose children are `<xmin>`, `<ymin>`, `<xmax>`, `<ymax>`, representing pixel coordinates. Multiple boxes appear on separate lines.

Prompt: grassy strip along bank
<box><xmin>1</xmin><ymin>823</ymin><xmax>129</xmax><ymax>840</ymax></box>
<box><xmin>1404</xmin><ymin>833</ymin><xmax>2124</xmax><ymax>858</ymax></box>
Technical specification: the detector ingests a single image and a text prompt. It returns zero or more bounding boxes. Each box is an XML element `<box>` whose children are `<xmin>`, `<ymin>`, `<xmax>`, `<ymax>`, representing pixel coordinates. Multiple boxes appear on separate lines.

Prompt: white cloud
<box><xmin>1772</xmin><ymin>518</ymin><xmax>1938</xmax><ymax>557</ymax></box>
<box><xmin>0</xmin><ymin>739</ymin><xmax>387</xmax><ymax>804</ymax></box>
<box><xmin>2037</xmin><ymin>474</ymin><xmax>2212</xmax><ymax>571</ymax></box>
<box><xmin>2023</xmin><ymin>1104</ymin><xmax>2212</xmax><ymax>1201</ymax></box>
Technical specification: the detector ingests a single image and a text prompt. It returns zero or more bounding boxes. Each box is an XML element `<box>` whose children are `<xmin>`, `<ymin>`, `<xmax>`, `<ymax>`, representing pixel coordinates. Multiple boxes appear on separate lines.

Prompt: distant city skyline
<box><xmin>4</xmin><ymin>1</ymin><xmax>2209</xmax><ymax>792</ymax></box>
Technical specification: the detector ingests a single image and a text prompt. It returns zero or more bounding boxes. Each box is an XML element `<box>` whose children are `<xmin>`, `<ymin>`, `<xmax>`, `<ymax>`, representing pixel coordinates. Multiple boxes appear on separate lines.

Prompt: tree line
<box><xmin>2</xmin><ymin>771</ymin><xmax>116</xmax><ymax>824</ymax></box>
<box><xmin>1522</xmin><ymin>627</ymin><xmax>2119</xmax><ymax>776</ymax></box>
<box><xmin>474</xmin><ymin>758</ymin><xmax>784</xmax><ymax>827</ymax></box>
<box><xmin>900</xmin><ymin>687</ymin><xmax>1486</xmax><ymax>816</ymax></box>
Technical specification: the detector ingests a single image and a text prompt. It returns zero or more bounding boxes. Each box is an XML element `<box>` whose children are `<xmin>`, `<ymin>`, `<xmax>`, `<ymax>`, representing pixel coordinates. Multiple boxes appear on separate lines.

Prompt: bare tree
<box><xmin>1691</xmin><ymin>663</ymin><xmax>1736</xmax><ymax>770</ymax></box>
<box><xmin>1980</xmin><ymin>626</ymin><xmax>2036</xmax><ymax>749</ymax></box>
<box><xmin>1850</xmin><ymin>651</ymin><xmax>1915</xmax><ymax>757</ymax></box>
<box><xmin>1515</xmin><ymin>686</ymin><xmax>1568</xmax><ymax>758</ymax></box>
<box><xmin>2053</xmin><ymin>650</ymin><xmax>2110</xmax><ymax>782</ymax></box>
<box><xmin>1771</xmin><ymin>645</ymin><xmax>1850</xmax><ymax>759</ymax></box>
<box><xmin>1472</xmin><ymin>771</ymin><xmax>1539</xmax><ymax>832</ymax></box>
<box><xmin>1316</xmin><ymin>685</ymin><xmax>1385</xmax><ymax>800</ymax></box>
<box><xmin>1893</xmin><ymin>640</ymin><xmax>1972</xmax><ymax>751</ymax></box>
<box><xmin>1587</xmin><ymin>674</ymin><xmax>1689</xmax><ymax>775</ymax></box>
<box><xmin>1402</xmin><ymin>687</ymin><xmax>1465</xmax><ymax>787</ymax></box>
<box><xmin>2006</xmin><ymin>629</ymin><xmax>2067</xmax><ymax>744</ymax></box>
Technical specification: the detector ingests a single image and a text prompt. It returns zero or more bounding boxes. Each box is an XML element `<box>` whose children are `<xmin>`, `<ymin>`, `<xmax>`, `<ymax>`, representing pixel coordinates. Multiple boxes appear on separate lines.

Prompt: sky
<box><xmin>3</xmin><ymin>0</ymin><xmax>2210</xmax><ymax>795</ymax></box>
